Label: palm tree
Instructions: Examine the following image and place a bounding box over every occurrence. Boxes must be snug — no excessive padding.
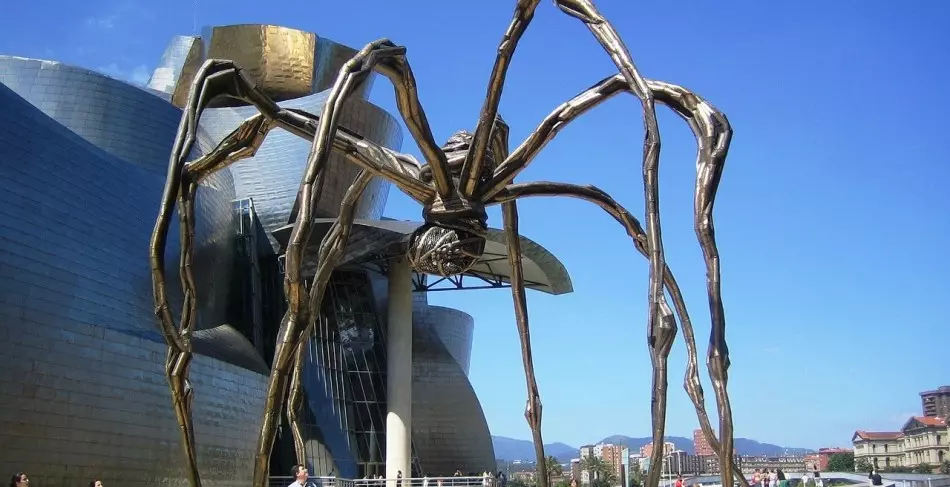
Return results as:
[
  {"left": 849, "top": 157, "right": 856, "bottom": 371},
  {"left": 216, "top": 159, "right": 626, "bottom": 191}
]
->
[
  {"left": 545, "top": 456, "right": 564, "bottom": 484},
  {"left": 580, "top": 455, "right": 616, "bottom": 485}
]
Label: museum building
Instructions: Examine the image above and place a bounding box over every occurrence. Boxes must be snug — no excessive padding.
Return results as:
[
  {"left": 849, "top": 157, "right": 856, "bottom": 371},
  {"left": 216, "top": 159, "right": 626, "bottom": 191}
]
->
[{"left": 0, "top": 24, "right": 571, "bottom": 487}]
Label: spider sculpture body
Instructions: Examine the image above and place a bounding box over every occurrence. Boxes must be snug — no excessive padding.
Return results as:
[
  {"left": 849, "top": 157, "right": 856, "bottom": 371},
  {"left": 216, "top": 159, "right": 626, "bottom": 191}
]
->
[{"left": 149, "top": 2, "right": 741, "bottom": 487}]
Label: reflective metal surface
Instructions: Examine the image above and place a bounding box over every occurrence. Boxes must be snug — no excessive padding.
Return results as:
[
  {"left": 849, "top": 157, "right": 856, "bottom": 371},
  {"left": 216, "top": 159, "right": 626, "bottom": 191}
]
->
[
  {"left": 0, "top": 79, "right": 265, "bottom": 487},
  {"left": 195, "top": 91, "right": 401, "bottom": 249},
  {"left": 205, "top": 25, "right": 317, "bottom": 103},
  {"left": 412, "top": 302, "right": 496, "bottom": 475},
  {"left": 0, "top": 25, "right": 503, "bottom": 487},
  {"left": 0, "top": 56, "right": 182, "bottom": 175}
]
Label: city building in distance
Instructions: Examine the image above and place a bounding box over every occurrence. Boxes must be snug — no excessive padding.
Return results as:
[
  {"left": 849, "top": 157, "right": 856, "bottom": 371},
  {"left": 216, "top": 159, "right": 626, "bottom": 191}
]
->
[
  {"left": 921, "top": 386, "right": 950, "bottom": 418},
  {"left": 693, "top": 428, "right": 715, "bottom": 457},
  {"left": 852, "top": 431, "right": 903, "bottom": 471},
  {"left": 852, "top": 416, "right": 948, "bottom": 472},
  {"left": 0, "top": 23, "right": 573, "bottom": 487},
  {"left": 640, "top": 441, "right": 677, "bottom": 459},
  {"left": 852, "top": 385, "right": 950, "bottom": 473}
]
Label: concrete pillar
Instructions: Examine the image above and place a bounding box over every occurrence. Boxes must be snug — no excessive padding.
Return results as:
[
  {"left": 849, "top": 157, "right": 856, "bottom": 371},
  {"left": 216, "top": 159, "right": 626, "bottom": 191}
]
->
[{"left": 386, "top": 256, "right": 412, "bottom": 486}]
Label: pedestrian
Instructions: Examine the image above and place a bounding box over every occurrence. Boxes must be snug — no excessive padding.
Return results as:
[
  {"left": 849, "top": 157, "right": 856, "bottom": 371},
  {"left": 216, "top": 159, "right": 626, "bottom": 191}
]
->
[{"left": 9, "top": 473, "right": 28, "bottom": 487}]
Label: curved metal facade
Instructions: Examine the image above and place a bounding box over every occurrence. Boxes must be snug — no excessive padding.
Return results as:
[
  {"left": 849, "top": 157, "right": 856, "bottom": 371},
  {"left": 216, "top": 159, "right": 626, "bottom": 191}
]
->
[
  {"left": 0, "top": 23, "right": 502, "bottom": 486},
  {"left": 197, "top": 92, "right": 401, "bottom": 249},
  {"left": 0, "top": 56, "right": 182, "bottom": 176},
  {"left": 411, "top": 301, "right": 496, "bottom": 475},
  {"left": 147, "top": 35, "right": 203, "bottom": 100},
  {"left": 155, "top": 27, "right": 402, "bottom": 249},
  {"left": 0, "top": 80, "right": 265, "bottom": 487},
  {"left": 414, "top": 302, "right": 475, "bottom": 376}
]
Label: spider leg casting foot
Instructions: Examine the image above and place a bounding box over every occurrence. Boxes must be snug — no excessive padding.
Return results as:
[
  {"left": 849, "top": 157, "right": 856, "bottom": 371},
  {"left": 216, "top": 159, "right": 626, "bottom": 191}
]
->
[
  {"left": 501, "top": 200, "right": 548, "bottom": 487},
  {"left": 287, "top": 340, "right": 308, "bottom": 465},
  {"left": 166, "top": 348, "right": 200, "bottom": 487}
]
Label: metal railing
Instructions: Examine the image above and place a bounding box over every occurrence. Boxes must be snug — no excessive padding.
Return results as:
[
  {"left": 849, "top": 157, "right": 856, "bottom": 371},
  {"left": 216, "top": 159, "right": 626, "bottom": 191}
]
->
[{"left": 269, "top": 476, "right": 498, "bottom": 487}]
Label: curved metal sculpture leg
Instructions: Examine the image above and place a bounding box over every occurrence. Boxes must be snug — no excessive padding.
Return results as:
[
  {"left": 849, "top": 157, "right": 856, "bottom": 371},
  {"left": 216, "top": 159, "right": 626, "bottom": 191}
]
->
[
  {"left": 481, "top": 72, "right": 737, "bottom": 486},
  {"left": 501, "top": 200, "right": 548, "bottom": 487},
  {"left": 287, "top": 339, "right": 309, "bottom": 464},
  {"left": 251, "top": 42, "right": 442, "bottom": 485},
  {"left": 253, "top": 168, "right": 374, "bottom": 487},
  {"left": 491, "top": 182, "right": 745, "bottom": 485},
  {"left": 550, "top": 8, "right": 667, "bottom": 435},
  {"left": 150, "top": 60, "right": 268, "bottom": 487},
  {"left": 459, "top": 0, "right": 541, "bottom": 197}
]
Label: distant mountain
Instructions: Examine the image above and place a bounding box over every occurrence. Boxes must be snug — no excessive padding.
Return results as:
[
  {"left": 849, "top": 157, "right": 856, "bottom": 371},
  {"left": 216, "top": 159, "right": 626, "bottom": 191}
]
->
[
  {"left": 492, "top": 435, "right": 814, "bottom": 463},
  {"left": 492, "top": 436, "right": 579, "bottom": 463},
  {"left": 598, "top": 435, "right": 813, "bottom": 457}
]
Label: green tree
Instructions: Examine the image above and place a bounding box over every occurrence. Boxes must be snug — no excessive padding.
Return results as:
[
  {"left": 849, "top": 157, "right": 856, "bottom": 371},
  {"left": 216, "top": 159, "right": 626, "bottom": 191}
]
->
[
  {"left": 510, "top": 480, "right": 530, "bottom": 487},
  {"left": 545, "top": 456, "right": 564, "bottom": 484},
  {"left": 826, "top": 452, "right": 855, "bottom": 472},
  {"left": 911, "top": 464, "right": 933, "bottom": 474},
  {"left": 940, "top": 460, "right": 950, "bottom": 475},
  {"left": 581, "top": 455, "right": 617, "bottom": 487},
  {"left": 628, "top": 465, "right": 643, "bottom": 487},
  {"left": 854, "top": 459, "right": 873, "bottom": 473}
]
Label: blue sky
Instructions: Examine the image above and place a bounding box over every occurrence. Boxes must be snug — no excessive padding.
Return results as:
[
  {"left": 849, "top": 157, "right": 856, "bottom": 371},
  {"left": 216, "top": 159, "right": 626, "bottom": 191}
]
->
[{"left": 3, "top": 0, "right": 948, "bottom": 450}]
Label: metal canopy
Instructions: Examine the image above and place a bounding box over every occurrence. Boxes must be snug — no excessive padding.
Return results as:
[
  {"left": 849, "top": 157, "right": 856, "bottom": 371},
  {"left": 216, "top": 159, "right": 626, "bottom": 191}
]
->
[{"left": 271, "top": 218, "right": 573, "bottom": 295}]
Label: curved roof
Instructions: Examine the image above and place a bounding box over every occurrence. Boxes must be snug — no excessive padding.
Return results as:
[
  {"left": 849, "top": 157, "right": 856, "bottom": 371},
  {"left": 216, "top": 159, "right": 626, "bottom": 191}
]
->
[{"left": 272, "top": 218, "right": 573, "bottom": 295}]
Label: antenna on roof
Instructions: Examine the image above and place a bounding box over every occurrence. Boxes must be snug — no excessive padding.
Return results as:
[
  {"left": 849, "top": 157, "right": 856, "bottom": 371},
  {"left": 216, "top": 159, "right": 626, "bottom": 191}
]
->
[{"left": 193, "top": 0, "right": 198, "bottom": 35}]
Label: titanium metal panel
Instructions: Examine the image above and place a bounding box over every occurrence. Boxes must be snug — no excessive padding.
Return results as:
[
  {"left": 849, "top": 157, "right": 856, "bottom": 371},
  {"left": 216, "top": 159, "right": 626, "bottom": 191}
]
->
[
  {"left": 411, "top": 302, "right": 496, "bottom": 475},
  {"left": 413, "top": 302, "right": 475, "bottom": 376},
  {"left": 0, "top": 55, "right": 239, "bottom": 332},
  {"left": 0, "top": 82, "right": 266, "bottom": 487},
  {"left": 0, "top": 56, "right": 183, "bottom": 176},
  {"left": 205, "top": 25, "right": 316, "bottom": 102},
  {"left": 196, "top": 92, "right": 402, "bottom": 249},
  {"left": 146, "top": 35, "right": 205, "bottom": 108}
]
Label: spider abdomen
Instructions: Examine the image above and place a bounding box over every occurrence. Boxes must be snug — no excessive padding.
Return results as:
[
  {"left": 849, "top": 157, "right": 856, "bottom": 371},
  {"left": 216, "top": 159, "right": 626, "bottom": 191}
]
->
[{"left": 407, "top": 224, "right": 486, "bottom": 277}]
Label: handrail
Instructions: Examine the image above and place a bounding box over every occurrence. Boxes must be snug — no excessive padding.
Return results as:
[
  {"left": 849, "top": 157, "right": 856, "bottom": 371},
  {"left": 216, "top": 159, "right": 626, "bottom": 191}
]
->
[{"left": 268, "top": 475, "right": 501, "bottom": 487}]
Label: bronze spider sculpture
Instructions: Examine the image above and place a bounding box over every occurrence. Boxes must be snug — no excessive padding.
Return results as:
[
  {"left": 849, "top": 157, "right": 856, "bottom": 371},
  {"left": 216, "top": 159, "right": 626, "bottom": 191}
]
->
[{"left": 149, "top": 2, "right": 742, "bottom": 487}]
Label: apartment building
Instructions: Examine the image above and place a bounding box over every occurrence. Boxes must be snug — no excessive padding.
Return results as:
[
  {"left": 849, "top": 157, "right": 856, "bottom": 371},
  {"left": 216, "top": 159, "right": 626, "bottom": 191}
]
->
[
  {"left": 693, "top": 429, "right": 716, "bottom": 457},
  {"left": 921, "top": 386, "right": 950, "bottom": 418}
]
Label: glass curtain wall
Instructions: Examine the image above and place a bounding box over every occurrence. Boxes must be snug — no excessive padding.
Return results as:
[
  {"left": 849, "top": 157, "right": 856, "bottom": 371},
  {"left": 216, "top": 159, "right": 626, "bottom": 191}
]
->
[{"left": 303, "top": 269, "right": 423, "bottom": 478}]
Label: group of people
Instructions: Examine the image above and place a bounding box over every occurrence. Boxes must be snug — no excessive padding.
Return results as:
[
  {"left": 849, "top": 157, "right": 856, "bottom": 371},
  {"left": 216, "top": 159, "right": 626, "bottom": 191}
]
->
[
  {"left": 10, "top": 473, "right": 103, "bottom": 487},
  {"left": 286, "top": 465, "right": 509, "bottom": 487},
  {"left": 749, "top": 468, "right": 792, "bottom": 487}
]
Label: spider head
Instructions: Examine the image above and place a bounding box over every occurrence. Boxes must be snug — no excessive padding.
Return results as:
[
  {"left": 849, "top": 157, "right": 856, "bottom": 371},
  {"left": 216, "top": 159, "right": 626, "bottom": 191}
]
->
[
  {"left": 419, "top": 129, "right": 499, "bottom": 184},
  {"left": 407, "top": 219, "right": 487, "bottom": 277},
  {"left": 442, "top": 129, "right": 498, "bottom": 181}
]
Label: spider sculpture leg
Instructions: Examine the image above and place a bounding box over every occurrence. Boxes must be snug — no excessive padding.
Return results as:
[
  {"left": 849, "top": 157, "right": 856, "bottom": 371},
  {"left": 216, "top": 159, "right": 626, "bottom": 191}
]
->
[
  {"left": 458, "top": 0, "right": 541, "bottom": 198},
  {"left": 287, "top": 339, "right": 309, "bottom": 464},
  {"left": 551, "top": 2, "right": 667, "bottom": 390},
  {"left": 501, "top": 200, "right": 550, "bottom": 487},
  {"left": 150, "top": 60, "right": 280, "bottom": 487},
  {"left": 254, "top": 169, "right": 374, "bottom": 487},
  {"left": 491, "top": 183, "right": 746, "bottom": 487},
  {"left": 255, "top": 38, "right": 455, "bottom": 486},
  {"left": 479, "top": 73, "right": 736, "bottom": 487},
  {"left": 153, "top": 58, "right": 434, "bottom": 487}
]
